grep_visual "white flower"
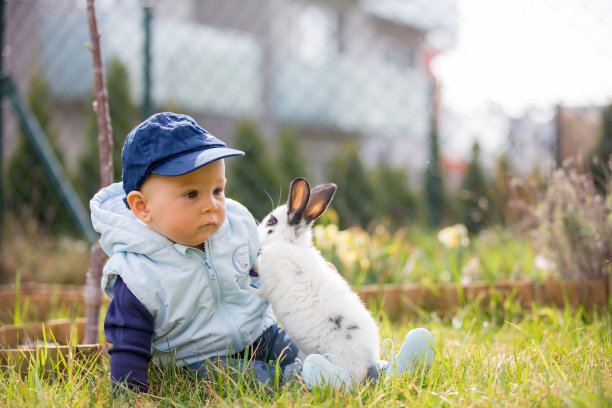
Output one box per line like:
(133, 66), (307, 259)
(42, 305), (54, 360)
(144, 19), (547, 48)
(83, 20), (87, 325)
(534, 254), (556, 271)
(437, 224), (470, 249)
(460, 257), (480, 284)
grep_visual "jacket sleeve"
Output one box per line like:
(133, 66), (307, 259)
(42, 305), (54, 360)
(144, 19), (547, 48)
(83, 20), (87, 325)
(104, 276), (154, 393)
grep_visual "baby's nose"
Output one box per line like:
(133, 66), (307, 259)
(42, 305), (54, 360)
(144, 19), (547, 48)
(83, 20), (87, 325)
(201, 195), (218, 212)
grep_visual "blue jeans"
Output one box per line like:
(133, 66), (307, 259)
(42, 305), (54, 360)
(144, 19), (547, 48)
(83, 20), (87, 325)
(184, 325), (433, 388)
(185, 324), (300, 386)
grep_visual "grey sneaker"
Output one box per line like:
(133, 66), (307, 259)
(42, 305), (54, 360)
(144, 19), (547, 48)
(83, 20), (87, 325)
(384, 328), (435, 379)
(300, 354), (354, 390)
(282, 358), (304, 385)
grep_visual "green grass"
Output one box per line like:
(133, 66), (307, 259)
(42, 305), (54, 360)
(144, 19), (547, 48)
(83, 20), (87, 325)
(1, 302), (610, 407)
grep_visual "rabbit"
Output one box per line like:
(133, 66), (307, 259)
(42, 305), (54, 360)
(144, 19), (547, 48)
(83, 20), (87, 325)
(250, 178), (380, 383)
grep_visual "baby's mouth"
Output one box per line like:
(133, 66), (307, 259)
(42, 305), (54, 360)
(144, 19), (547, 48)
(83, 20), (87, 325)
(201, 221), (217, 229)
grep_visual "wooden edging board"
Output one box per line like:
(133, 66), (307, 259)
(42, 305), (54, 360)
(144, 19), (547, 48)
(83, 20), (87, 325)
(0, 283), (110, 323)
(0, 279), (609, 340)
(0, 318), (87, 346)
(358, 279), (609, 317)
(0, 344), (107, 375)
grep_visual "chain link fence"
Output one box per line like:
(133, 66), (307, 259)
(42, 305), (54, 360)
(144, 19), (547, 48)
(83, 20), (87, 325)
(1, 0), (611, 284)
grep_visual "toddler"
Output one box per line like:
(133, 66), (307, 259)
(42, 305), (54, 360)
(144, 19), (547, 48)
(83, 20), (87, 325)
(90, 112), (435, 393)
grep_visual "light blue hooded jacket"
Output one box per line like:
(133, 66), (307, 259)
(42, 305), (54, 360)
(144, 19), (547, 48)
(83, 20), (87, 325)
(90, 182), (275, 366)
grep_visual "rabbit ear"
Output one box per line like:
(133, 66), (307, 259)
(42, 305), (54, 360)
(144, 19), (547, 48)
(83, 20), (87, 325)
(303, 183), (337, 223)
(287, 178), (310, 225)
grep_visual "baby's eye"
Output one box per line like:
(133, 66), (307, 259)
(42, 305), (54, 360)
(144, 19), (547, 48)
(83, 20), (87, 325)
(185, 190), (198, 199)
(214, 188), (225, 196)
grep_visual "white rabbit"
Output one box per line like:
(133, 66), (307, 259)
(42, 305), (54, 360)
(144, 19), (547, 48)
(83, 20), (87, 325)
(250, 178), (380, 383)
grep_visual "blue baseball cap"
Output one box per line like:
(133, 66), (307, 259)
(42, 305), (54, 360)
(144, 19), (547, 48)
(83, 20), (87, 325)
(121, 112), (244, 199)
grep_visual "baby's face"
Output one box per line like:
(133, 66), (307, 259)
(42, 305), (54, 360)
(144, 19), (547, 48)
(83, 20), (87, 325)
(138, 159), (227, 248)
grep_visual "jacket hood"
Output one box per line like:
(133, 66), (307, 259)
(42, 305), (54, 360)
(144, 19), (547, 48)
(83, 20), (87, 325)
(90, 182), (172, 256)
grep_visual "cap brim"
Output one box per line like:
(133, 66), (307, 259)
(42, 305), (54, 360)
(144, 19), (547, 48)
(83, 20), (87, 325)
(151, 147), (245, 176)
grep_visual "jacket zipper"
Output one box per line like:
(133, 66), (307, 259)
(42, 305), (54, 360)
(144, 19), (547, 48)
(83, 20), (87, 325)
(199, 242), (245, 352)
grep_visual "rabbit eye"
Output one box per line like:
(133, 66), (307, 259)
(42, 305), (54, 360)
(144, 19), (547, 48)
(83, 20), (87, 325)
(266, 216), (278, 227)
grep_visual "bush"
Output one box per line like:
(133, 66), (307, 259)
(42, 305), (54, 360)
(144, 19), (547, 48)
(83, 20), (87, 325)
(535, 163), (612, 280)
(225, 121), (281, 221)
(489, 153), (514, 225)
(424, 119), (446, 227)
(326, 142), (377, 229)
(276, 126), (309, 187)
(4, 73), (75, 235)
(458, 141), (496, 233)
(590, 103), (612, 194)
(75, 58), (139, 204)
(371, 162), (420, 226)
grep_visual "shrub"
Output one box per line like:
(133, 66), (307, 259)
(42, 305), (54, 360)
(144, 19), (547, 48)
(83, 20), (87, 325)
(590, 103), (612, 194)
(226, 121), (281, 221)
(276, 126), (309, 186)
(4, 73), (75, 235)
(458, 141), (496, 233)
(326, 142), (376, 229)
(371, 162), (420, 226)
(489, 153), (514, 225)
(75, 58), (139, 204)
(535, 163), (612, 280)
(424, 118), (446, 227)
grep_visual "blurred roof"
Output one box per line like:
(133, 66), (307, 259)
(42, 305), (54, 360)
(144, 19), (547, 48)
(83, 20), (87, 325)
(361, 0), (457, 49)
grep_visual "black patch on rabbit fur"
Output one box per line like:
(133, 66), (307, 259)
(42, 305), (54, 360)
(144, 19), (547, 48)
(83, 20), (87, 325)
(329, 314), (344, 329)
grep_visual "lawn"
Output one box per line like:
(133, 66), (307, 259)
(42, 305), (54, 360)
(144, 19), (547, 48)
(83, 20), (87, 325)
(1, 301), (610, 407)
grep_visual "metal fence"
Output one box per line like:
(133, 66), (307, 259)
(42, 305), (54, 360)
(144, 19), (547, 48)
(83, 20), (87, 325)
(1, 0), (611, 280)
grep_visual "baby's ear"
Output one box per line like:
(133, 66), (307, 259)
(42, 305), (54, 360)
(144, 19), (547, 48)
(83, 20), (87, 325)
(127, 191), (152, 223)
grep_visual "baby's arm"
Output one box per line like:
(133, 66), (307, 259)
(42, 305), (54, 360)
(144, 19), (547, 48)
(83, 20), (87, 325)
(104, 276), (154, 393)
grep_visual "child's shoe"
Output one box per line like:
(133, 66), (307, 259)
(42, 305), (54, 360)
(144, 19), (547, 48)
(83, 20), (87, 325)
(300, 354), (354, 390)
(384, 328), (435, 379)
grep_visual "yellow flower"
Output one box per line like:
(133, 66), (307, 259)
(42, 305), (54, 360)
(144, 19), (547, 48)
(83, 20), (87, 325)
(359, 257), (370, 270)
(339, 249), (359, 267)
(437, 224), (469, 249)
(324, 224), (339, 242)
(336, 230), (352, 246)
(313, 225), (326, 246)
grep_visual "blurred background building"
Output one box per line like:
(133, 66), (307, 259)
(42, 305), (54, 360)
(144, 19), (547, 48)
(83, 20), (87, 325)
(4, 0), (458, 180)
(1, 0), (611, 240)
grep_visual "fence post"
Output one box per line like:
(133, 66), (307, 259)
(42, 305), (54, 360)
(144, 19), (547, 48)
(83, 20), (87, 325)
(0, 0), (5, 280)
(84, 0), (114, 344)
(142, 2), (153, 119)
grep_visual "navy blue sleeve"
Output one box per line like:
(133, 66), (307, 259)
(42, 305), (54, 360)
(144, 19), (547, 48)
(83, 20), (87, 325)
(104, 276), (154, 393)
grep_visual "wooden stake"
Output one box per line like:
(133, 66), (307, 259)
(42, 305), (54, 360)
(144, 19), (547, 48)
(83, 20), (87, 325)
(84, 0), (113, 344)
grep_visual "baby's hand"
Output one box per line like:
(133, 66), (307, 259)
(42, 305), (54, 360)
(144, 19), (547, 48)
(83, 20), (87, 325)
(253, 257), (260, 275)
(248, 282), (264, 297)
(248, 266), (264, 296)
